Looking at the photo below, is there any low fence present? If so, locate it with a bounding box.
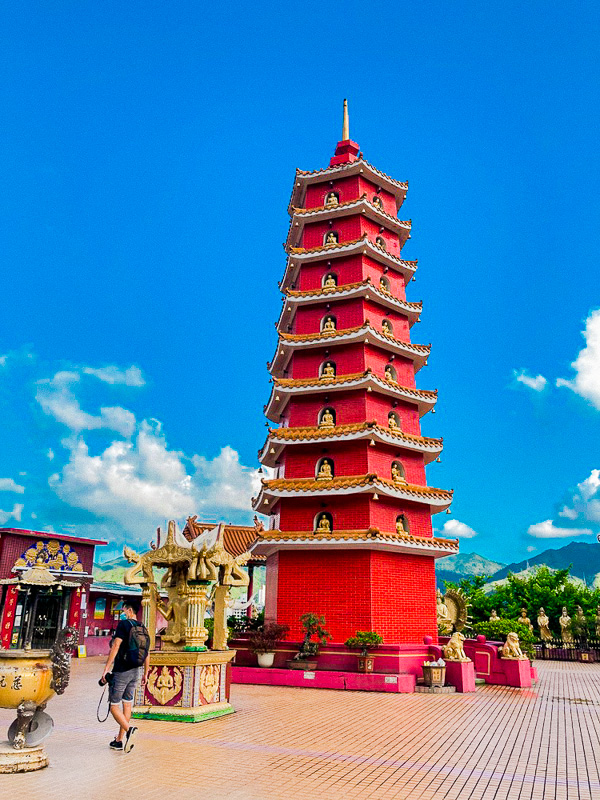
[535,638,600,662]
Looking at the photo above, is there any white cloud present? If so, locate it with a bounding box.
[49,421,261,543]
[514,369,547,392]
[526,546,537,553]
[0,503,24,525]
[556,309,600,408]
[440,519,478,539]
[527,519,593,539]
[0,478,25,494]
[36,371,135,436]
[47,449,55,460]
[558,469,600,525]
[83,365,145,386]
[558,506,578,519]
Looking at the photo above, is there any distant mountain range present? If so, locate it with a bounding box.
[436,541,600,589]
[94,556,130,584]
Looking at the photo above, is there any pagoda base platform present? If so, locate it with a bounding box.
[132,649,235,723]
[232,666,416,693]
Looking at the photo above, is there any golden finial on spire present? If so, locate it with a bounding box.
[342,98,349,141]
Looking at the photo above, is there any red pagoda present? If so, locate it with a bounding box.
[252,101,458,644]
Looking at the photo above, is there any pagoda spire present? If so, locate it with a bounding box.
[342,98,350,141]
[330,98,360,167]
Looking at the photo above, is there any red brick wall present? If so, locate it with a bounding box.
[271,548,437,643]
[290,343,366,379]
[357,177,400,215]
[364,346,416,387]
[297,255,365,291]
[283,440,370,479]
[286,391,367,428]
[367,499,434,538]
[364,394,422,435]
[294,298,365,335]
[366,445,426,485]
[305,176,360,209]
[361,217,401,256]
[278,494,373,533]
[302,217,362,249]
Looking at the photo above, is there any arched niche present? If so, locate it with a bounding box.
[318,407,336,428]
[321,315,337,333]
[324,231,339,246]
[316,457,334,480]
[314,511,333,533]
[396,514,409,535]
[388,411,400,430]
[384,364,397,382]
[375,235,386,250]
[372,195,383,209]
[324,191,339,208]
[381,318,393,336]
[319,361,336,379]
[391,460,406,484]
[379,275,391,293]
[322,272,338,289]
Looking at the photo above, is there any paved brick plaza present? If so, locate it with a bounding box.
[1,658,599,799]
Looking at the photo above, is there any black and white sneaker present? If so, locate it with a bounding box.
[124,726,138,753]
[109,739,123,751]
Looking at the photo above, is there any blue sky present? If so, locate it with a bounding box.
[1,2,599,564]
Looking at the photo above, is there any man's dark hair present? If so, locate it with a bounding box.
[123,599,141,615]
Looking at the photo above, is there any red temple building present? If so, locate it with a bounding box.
[252,102,459,644]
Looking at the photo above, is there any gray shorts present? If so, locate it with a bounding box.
[109,667,143,705]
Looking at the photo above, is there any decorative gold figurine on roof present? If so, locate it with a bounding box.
[321,362,335,379]
[537,607,552,642]
[325,231,338,245]
[323,316,336,332]
[319,409,335,429]
[559,607,573,644]
[519,608,533,632]
[500,632,527,660]
[325,192,339,207]
[315,514,331,533]
[317,459,333,480]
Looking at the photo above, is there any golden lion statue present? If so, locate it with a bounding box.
[500,632,528,660]
[442,631,471,662]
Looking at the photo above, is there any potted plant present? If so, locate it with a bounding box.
[248,623,290,667]
[288,613,332,670]
[344,631,384,673]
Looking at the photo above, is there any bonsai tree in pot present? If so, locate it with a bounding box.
[345,631,384,673]
[288,613,332,670]
[248,623,290,668]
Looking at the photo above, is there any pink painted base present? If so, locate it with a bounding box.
[232,666,416,693]
[445,660,476,693]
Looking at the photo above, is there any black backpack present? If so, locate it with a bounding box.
[125,620,150,667]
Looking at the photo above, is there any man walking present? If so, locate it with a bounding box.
[101,599,150,752]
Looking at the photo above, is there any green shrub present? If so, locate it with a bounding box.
[344,631,384,656]
[472,619,536,659]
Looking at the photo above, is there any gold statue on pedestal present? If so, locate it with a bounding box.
[323,274,337,289]
[323,316,336,332]
[321,362,335,379]
[519,608,533,633]
[381,319,392,335]
[391,462,406,484]
[443,632,471,662]
[537,607,552,642]
[388,414,399,431]
[319,409,335,429]
[559,607,573,644]
[315,514,331,534]
[325,231,338,245]
[325,192,339,207]
[436,588,470,634]
[500,632,527,660]
[317,459,333,480]
[436,589,452,635]
[396,516,408,536]
[384,365,395,382]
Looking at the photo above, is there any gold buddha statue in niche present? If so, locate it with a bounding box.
[381,319,392,335]
[388,414,399,431]
[325,231,339,246]
[384,365,395,382]
[375,236,386,250]
[379,277,390,294]
[319,409,335,428]
[372,195,383,209]
[317,459,333,480]
[391,462,406,484]
[323,316,336,332]
[324,274,337,289]
[321,362,335,379]
[396,516,408,535]
[316,514,331,533]
[325,192,339,208]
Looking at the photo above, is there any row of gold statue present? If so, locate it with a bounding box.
[487,606,600,644]
[319,362,399,383]
[443,631,528,662]
[314,513,409,536]
[320,273,392,296]
[321,230,389,251]
[316,409,400,430]
[315,458,407,484]
[318,316,395,336]
[323,191,384,210]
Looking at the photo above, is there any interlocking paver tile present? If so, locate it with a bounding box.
[0,658,599,799]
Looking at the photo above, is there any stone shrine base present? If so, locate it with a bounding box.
[0,741,48,773]
[132,649,235,723]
